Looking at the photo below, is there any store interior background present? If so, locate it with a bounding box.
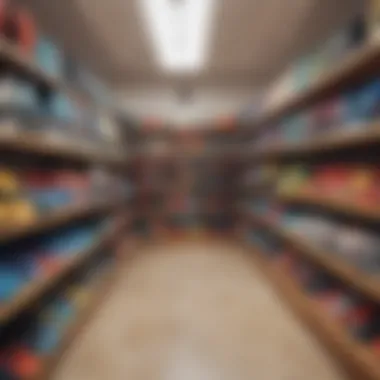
[2,0,380,380]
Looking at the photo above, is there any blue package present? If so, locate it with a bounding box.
[41,227,96,259]
[35,37,63,79]
[0,243,41,281]
[50,93,77,125]
[0,267,26,302]
[28,189,72,212]
[345,80,380,125]
[31,299,75,354]
[19,253,41,280]
[282,116,307,143]
[0,77,38,111]
[31,322,61,354]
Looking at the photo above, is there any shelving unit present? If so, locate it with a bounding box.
[246,213,380,302]
[0,38,101,110]
[278,193,380,223]
[36,266,117,380]
[0,131,126,166]
[250,121,380,160]
[134,128,238,239]
[243,40,380,137]
[239,21,380,379]
[0,9,136,380]
[0,37,129,168]
[0,221,121,324]
[245,244,380,380]
[0,200,122,244]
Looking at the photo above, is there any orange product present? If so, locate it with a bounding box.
[348,167,380,208]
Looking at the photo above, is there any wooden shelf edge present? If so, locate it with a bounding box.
[0,39,102,112]
[0,223,117,323]
[37,267,117,380]
[251,123,380,160]
[251,41,380,132]
[0,40,128,165]
[0,200,121,244]
[278,193,380,223]
[244,244,380,380]
[0,131,127,167]
[246,213,380,302]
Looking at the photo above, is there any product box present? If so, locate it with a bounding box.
[34,36,63,79]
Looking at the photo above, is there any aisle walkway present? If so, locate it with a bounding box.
[54,241,345,380]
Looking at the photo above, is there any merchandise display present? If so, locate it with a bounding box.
[0,0,123,155]
[0,4,134,380]
[0,166,130,231]
[246,228,380,354]
[249,198,380,274]
[135,131,237,236]
[264,13,369,111]
[0,220,106,303]
[254,78,380,151]
[6,0,380,378]
[0,253,114,380]
[275,163,380,210]
[240,6,380,375]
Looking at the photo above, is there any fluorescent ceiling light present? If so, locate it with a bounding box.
[139,0,216,73]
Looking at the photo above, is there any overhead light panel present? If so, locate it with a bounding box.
[139,0,216,73]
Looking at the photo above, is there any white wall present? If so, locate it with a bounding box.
[117,85,262,125]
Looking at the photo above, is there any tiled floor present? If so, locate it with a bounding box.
[53,241,346,380]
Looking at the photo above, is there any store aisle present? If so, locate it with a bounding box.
[53,241,345,380]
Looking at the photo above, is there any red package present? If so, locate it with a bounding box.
[7,346,41,379]
[16,7,37,53]
[37,256,63,277]
[313,165,350,198]
[0,4,37,53]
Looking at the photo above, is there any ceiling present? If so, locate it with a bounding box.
[20,0,363,89]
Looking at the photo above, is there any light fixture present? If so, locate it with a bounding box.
[139,0,216,73]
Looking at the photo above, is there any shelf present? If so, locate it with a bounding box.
[0,39,128,143]
[0,39,61,91]
[0,131,126,166]
[0,200,119,245]
[247,214,380,302]
[0,224,117,324]
[245,244,380,380]
[249,41,380,134]
[36,267,116,380]
[0,39,98,109]
[251,122,380,160]
[278,193,380,223]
